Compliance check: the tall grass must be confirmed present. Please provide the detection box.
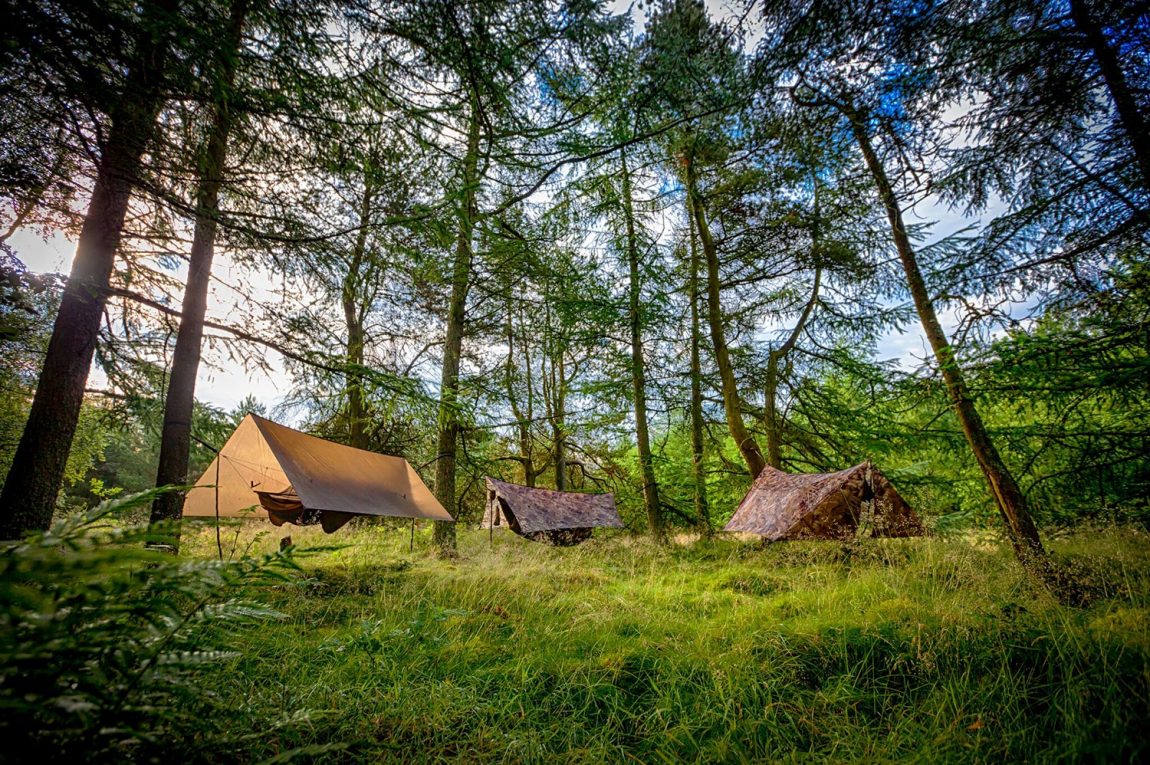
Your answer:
[172,522,1150,763]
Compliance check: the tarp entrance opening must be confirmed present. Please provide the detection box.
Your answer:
[487,493,521,533]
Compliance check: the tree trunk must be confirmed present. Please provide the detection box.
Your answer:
[433,96,481,553]
[343,292,367,448]
[553,343,567,492]
[765,266,821,469]
[850,113,1048,570]
[342,177,375,450]
[0,6,174,539]
[687,206,710,535]
[1070,0,1150,191]
[685,164,766,479]
[764,354,782,470]
[149,0,249,543]
[539,292,567,491]
[520,304,541,487]
[504,297,539,487]
[621,149,663,539]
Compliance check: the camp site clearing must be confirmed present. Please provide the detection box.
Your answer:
[167,518,1150,763]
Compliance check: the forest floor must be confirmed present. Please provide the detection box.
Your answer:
[182,523,1150,763]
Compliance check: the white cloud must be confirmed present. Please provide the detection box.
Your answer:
[6,227,72,273]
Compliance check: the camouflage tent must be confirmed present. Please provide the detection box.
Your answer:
[480,477,623,545]
[182,414,453,533]
[723,461,925,540]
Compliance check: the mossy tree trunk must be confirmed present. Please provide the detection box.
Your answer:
[621,148,663,539]
[685,162,767,479]
[433,95,481,554]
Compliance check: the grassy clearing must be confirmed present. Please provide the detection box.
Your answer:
[181,524,1150,763]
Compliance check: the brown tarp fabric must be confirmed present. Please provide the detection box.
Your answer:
[723,461,925,540]
[182,414,453,531]
[480,477,623,544]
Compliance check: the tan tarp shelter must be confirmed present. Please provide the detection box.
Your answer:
[723,461,925,541]
[480,477,623,545]
[182,414,453,533]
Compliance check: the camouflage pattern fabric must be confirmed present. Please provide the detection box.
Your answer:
[480,477,623,543]
[723,461,925,540]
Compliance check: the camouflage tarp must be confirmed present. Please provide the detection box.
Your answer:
[481,477,623,545]
[723,461,925,540]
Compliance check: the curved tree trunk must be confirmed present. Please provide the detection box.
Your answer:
[149,0,250,546]
[685,164,766,479]
[850,113,1047,572]
[621,148,663,539]
[0,3,176,539]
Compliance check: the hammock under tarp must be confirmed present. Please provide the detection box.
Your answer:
[183,414,453,533]
[252,488,357,533]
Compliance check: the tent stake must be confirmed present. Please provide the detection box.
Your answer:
[410,518,415,553]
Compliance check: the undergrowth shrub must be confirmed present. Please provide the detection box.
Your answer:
[0,489,339,764]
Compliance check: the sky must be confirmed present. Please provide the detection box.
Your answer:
[8,226,292,417]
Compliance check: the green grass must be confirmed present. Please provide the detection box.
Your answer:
[181,524,1150,763]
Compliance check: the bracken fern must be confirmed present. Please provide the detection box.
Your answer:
[0,488,341,764]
